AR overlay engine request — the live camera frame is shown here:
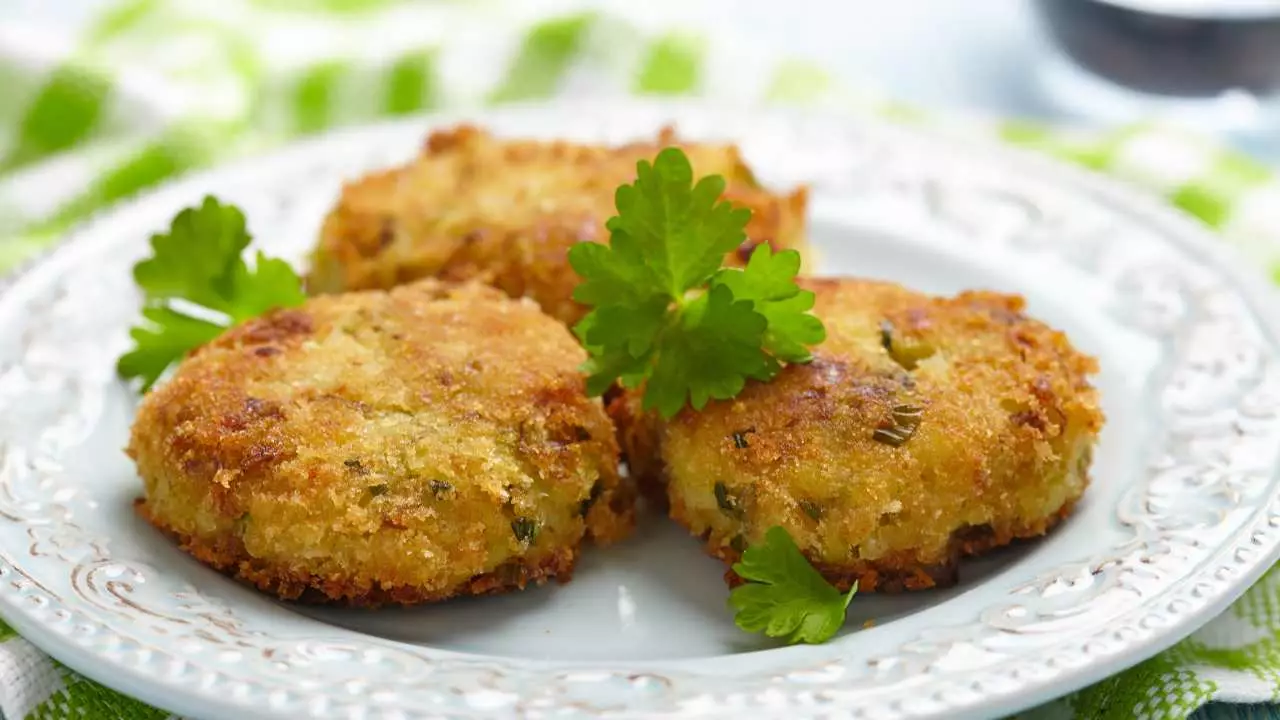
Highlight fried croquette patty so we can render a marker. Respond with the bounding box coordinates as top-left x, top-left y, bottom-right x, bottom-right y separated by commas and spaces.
611, 277, 1103, 592
128, 280, 634, 606
307, 125, 809, 325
